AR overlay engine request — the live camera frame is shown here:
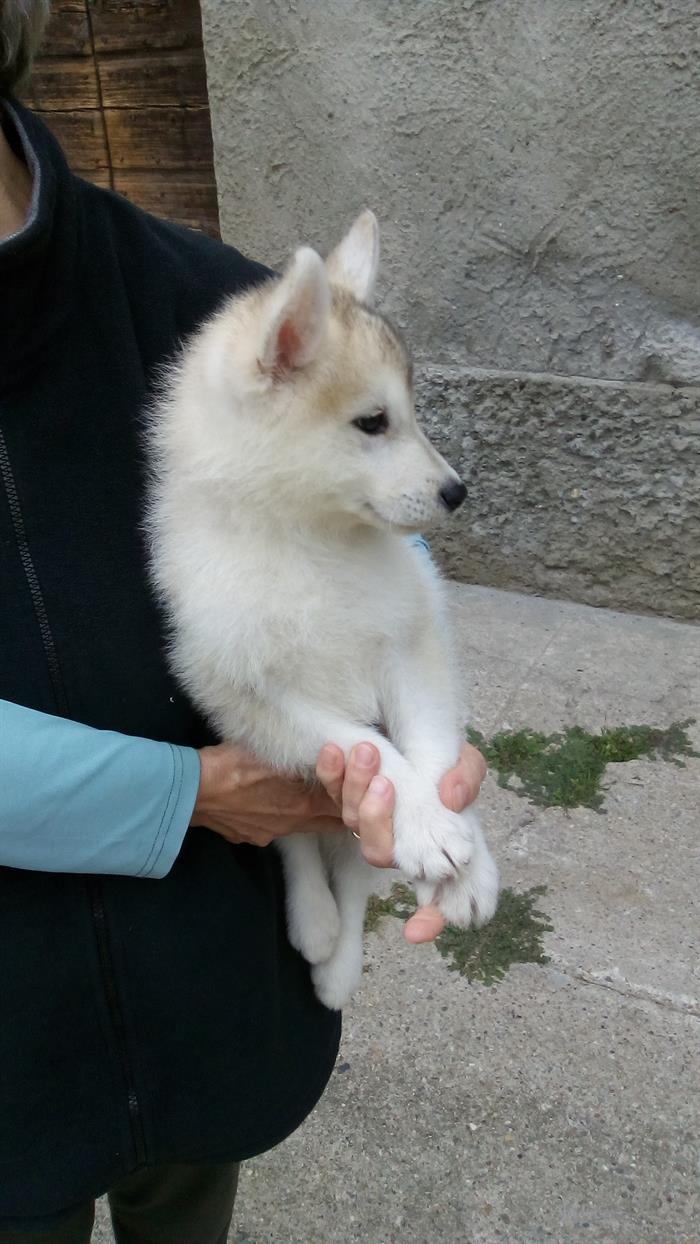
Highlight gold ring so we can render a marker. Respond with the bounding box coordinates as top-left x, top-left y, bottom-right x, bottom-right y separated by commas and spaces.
350, 829, 361, 840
